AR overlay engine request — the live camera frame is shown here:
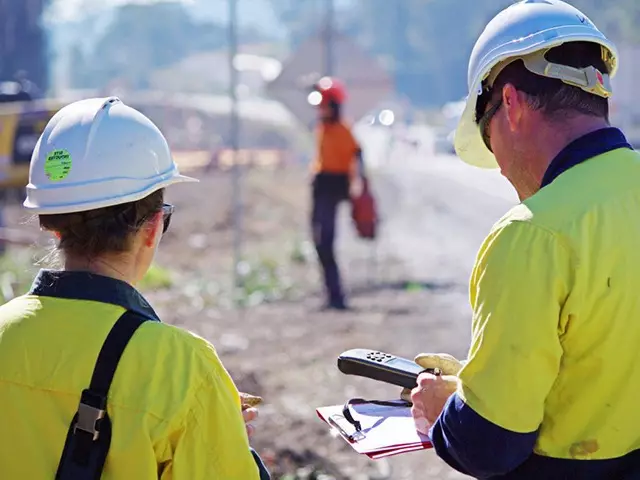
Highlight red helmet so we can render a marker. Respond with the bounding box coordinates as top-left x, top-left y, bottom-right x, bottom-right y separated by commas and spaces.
314, 77, 347, 105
